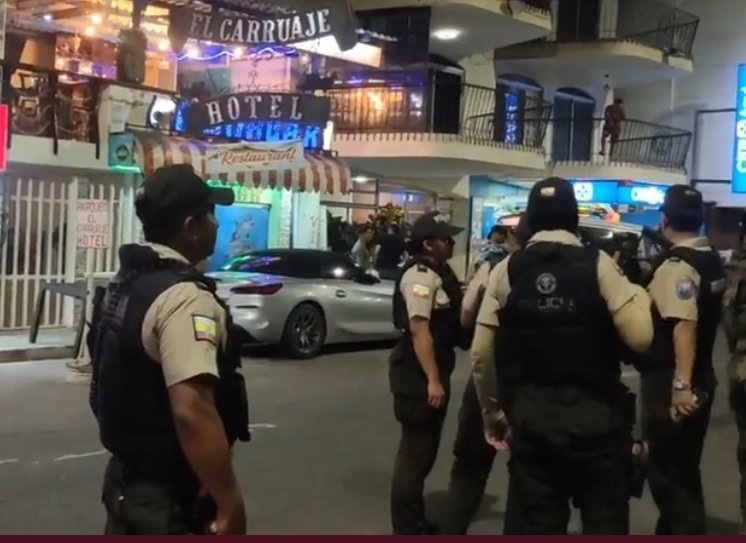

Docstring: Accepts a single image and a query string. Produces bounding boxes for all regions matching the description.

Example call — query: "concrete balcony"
[494,0,698,88]
[549,117,692,184]
[327,78,552,180]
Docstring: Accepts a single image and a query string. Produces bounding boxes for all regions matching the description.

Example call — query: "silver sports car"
[208,249,399,359]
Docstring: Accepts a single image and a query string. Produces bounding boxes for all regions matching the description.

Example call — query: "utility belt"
[112,454,197,488]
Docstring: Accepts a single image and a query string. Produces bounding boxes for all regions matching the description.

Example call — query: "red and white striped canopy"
[132,130,350,194]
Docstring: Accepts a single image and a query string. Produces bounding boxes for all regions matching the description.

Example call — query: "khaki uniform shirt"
[472,230,653,414]
[647,236,710,323]
[462,262,491,318]
[399,263,451,321]
[141,244,227,388]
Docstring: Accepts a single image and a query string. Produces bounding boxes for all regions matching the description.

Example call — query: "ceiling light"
[91,13,102,24]
[353,175,371,183]
[84,25,95,37]
[432,28,462,41]
[186,45,200,59]
[157,39,169,52]
[233,46,244,58]
[42,13,53,21]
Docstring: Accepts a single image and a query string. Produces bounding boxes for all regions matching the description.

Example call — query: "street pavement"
[0,337,743,535]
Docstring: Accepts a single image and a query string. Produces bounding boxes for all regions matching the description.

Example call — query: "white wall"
[621,0,746,204]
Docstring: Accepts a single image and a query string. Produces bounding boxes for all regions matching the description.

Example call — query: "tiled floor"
[0,328,76,362]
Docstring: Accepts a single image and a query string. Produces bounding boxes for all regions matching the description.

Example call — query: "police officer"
[389,211,465,535]
[724,241,746,535]
[471,177,654,534]
[640,185,726,535]
[88,165,251,534]
[443,214,531,535]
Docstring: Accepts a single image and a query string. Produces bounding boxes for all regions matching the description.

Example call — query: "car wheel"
[281,303,327,359]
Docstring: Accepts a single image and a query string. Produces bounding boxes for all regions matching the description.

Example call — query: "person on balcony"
[600,98,626,157]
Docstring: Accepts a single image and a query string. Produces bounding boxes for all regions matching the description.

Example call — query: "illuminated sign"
[204,122,325,150]
[573,182,594,202]
[170,7,334,48]
[630,186,665,206]
[733,64,746,193]
[182,92,330,133]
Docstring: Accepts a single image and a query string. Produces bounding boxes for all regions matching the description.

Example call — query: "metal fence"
[551,117,692,170]
[327,82,552,150]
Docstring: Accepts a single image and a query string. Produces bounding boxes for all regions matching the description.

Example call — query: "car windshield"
[221,254,281,272]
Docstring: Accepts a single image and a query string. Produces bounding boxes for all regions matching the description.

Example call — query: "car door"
[319,256,396,341]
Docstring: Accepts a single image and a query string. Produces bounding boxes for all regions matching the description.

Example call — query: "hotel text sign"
[733,64,746,193]
[182,92,331,134]
[170,7,334,47]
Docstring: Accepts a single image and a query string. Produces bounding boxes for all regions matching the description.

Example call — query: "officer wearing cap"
[389,211,465,535]
[471,177,653,534]
[442,213,531,535]
[640,184,726,535]
[88,164,251,534]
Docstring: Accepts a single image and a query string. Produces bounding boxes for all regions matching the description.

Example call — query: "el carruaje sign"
[182,92,331,134]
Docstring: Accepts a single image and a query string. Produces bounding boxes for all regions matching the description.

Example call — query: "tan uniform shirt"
[647,236,710,323]
[472,230,654,414]
[399,263,451,320]
[462,262,491,319]
[141,243,226,388]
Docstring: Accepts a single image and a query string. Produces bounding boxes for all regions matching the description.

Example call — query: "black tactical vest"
[88,245,250,473]
[390,257,464,391]
[496,242,620,400]
[644,245,726,387]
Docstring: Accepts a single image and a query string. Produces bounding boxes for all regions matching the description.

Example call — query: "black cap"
[526,177,579,232]
[661,185,703,217]
[410,211,463,242]
[136,164,234,222]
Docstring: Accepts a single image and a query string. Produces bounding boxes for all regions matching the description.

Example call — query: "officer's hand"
[670,389,697,420]
[483,410,510,451]
[210,492,246,535]
[427,380,446,409]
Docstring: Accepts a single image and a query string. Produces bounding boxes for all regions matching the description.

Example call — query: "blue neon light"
[176,45,299,62]
[733,64,746,193]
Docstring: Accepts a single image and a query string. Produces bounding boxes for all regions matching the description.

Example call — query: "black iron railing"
[1,62,103,156]
[551,117,692,170]
[555,0,699,58]
[327,83,552,150]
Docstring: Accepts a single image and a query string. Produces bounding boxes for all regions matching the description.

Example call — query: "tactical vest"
[644,245,726,386]
[392,257,465,377]
[496,242,620,402]
[88,249,250,473]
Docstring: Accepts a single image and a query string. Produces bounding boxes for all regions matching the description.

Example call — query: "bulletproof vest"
[645,245,726,382]
[392,257,464,352]
[88,246,250,471]
[496,242,620,398]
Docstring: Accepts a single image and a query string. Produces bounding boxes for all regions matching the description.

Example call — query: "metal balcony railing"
[555,0,699,58]
[327,83,552,150]
[1,62,103,156]
[523,0,552,13]
[551,117,692,170]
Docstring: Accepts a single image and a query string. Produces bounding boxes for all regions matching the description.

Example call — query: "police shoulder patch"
[412,283,432,298]
[676,279,696,301]
[416,264,429,272]
[192,314,218,345]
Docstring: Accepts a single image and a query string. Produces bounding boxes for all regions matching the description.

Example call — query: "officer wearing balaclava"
[471,177,653,534]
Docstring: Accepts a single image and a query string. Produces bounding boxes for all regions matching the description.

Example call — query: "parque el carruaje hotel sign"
[169,7,336,49]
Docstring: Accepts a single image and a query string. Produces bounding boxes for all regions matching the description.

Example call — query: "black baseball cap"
[410,211,463,242]
[526,177,579,232]
[135,164,234,223]
[661,185,703,217]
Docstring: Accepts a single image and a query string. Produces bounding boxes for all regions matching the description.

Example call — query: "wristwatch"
[673,378,691,391]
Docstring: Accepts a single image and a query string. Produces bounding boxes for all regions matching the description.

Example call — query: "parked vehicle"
[208,249,398,359]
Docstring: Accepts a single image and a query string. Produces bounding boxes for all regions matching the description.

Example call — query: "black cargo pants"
[502,427,631,535]
[442,377,497,534]
[730,381,746,526]
[390,393,449,535]
[641,370,713,535]
[102,456,209,535]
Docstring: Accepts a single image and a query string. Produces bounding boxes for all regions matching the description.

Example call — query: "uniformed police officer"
[389,211,465,535]
[724,242,746,535]
[442,214,531,535]
[640,185,726,535]
[88,164,251,535]
[471,177,654,534]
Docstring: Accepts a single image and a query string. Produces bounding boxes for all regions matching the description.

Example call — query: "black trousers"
[502,428,631,535]
[390,393,448,535]
[641,371,714,535]
[731,382,746,523]
[102,456,208,535]
[442,377,497,534]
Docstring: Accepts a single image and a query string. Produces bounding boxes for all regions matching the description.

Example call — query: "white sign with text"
[206,140,305,176]
[76,199,110,249]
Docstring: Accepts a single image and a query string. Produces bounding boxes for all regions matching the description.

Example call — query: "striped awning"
[132,131,350,194]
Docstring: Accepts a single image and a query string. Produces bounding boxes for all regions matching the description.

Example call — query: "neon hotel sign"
[733,64,746,193]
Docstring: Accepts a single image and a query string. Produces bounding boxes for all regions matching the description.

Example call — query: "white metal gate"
[0,174,134,330]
